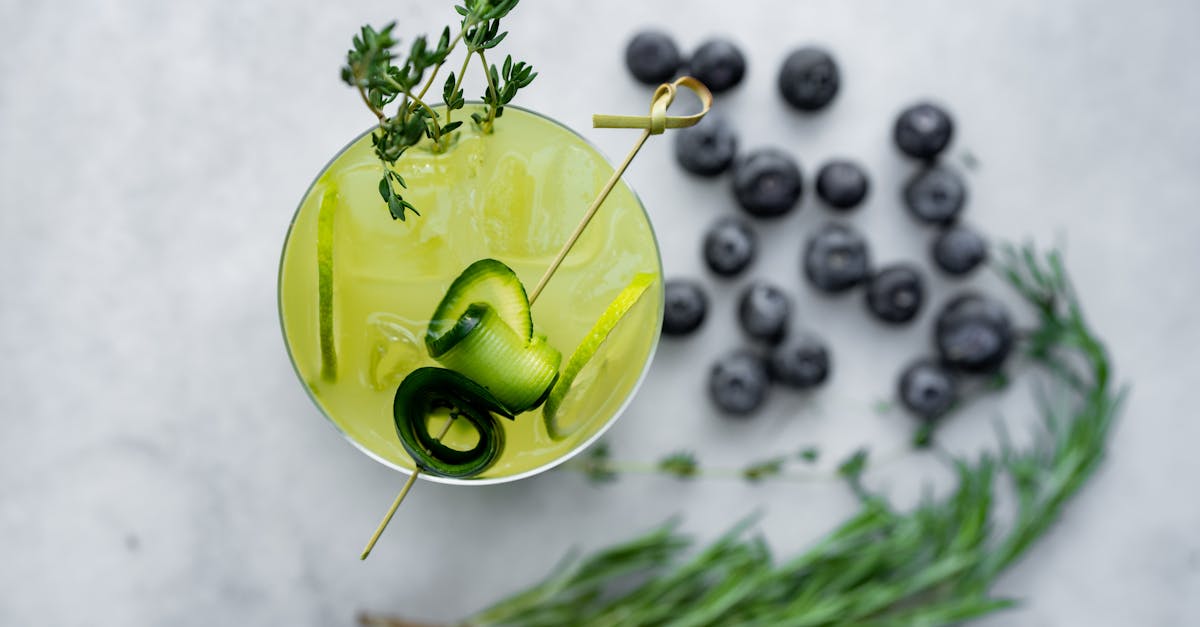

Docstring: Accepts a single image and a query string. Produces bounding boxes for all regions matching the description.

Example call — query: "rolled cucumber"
[393,367,510,478]
[426,259,533,352]
[397,257,567,478]
[432,302,561,415]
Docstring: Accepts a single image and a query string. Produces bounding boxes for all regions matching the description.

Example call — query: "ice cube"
[529,143,622,269]
[533,143,606,220]
[330,133,490,283]
[331,164,461,282]
[365,313,426,392]
[479,153,538,257]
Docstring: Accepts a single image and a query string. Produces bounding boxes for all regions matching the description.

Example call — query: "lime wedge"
[543,273,657,440]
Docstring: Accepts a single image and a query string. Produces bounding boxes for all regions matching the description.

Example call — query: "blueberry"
[662,279,708,336]
[709,350,770,415]
[803,223,872,293]
[769,335,830,389]
[738,282,791,344]
[904,165,967,225]
[732,149,803,217]
[777,47,840,111]
[894,102,955,160]
[703,216,756,277]
[897,359,958,420]
[625,30,682,85]
[932,226,987,276]
[689,38,746,93]
[674,113,738,177]
[816,160,870,210]
[865,264,925,324]
[934,293,1014,374]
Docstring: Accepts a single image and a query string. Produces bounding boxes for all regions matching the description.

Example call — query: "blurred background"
[2,0,1199,625]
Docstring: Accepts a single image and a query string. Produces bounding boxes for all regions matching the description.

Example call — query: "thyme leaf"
[658,452,700,479]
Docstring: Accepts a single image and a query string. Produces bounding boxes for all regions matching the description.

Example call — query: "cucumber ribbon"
[393,367,511,478]
[394,259,561,477]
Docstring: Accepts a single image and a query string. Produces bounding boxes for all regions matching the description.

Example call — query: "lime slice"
[543,273,657,440]
[316,185,337,381]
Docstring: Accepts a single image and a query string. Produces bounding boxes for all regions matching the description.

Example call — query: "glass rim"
[277,102,665,486]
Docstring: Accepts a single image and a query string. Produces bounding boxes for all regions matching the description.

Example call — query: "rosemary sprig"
[340,0,533,221]
[361,244,1122,626]
[570,444,834,484]
[572,443,829,483]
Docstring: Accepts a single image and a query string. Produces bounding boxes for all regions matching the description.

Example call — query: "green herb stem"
[416,29,468,101]
[403,90,445,139]
[477,50,500,132]
[355,83,387,122]
[443,50,475,131]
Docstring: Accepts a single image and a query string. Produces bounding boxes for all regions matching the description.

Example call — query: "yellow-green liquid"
[278,105,663,482]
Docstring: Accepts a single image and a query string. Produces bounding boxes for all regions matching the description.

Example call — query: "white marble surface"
[3,0,1199,625]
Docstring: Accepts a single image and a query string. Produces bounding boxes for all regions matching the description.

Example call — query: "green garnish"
[542,273,655,440]
[340,0,536,221]
[393,367,511,478]
[427,258,534,347]
[430,302,561,415]
[316,185,337,381]
[392,258,562,478]
[362,244,1123,625]
[424,258,559,415]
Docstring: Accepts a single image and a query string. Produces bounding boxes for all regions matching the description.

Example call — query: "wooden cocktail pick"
[361,76,713,560]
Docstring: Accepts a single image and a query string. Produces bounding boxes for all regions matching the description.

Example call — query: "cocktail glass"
[278,103,663,485]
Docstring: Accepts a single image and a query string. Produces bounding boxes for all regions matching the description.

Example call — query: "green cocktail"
[279,104,663,483]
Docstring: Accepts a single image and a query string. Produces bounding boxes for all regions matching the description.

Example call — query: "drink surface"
[279,105,663,482]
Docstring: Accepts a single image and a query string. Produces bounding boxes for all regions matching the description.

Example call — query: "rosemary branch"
[360,244,1122,626]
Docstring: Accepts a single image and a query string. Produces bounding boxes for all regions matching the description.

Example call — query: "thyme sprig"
[472,53,538,132]
[340,0,534,221]
[360,244,1122,626]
